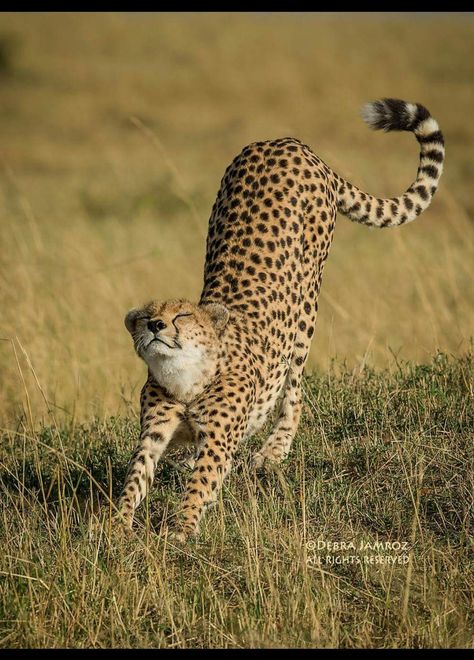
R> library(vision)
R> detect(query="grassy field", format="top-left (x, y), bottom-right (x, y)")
top-left (0, 12), bottom-right (473, 424)
top-left (1, 354), bottom-right (472, 647)
top-left (0, 12), bottom-right (473, 648)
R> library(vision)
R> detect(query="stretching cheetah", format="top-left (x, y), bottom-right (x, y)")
top-left (116, 99), bottom-right (445, 541)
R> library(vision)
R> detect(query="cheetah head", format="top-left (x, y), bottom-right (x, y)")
top-left (124, 299), bottom-right (229, 400)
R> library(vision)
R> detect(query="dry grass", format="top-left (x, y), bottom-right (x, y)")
top-left (0, 13), bottom-right (473, 648)
top-left (1, 352), bottom-right (472, 648)
top-left (0, 12), bottom-right (472, 424)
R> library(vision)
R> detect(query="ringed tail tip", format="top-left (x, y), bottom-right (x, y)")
top-left (361, 98), bottom-right (442, 139)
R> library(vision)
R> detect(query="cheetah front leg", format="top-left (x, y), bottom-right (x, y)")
top-left (169, 437), bottom-right (234, 543)
top-left (115, 379), bottom-right (185, 529)
top-left (169, 378), bottom-right (251, 542)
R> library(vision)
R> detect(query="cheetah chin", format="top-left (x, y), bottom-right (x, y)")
top-left (116, 98), bottom-right (445, 539)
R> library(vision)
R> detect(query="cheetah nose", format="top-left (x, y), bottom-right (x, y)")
top-left (148, 319), bottom-right (166, 334)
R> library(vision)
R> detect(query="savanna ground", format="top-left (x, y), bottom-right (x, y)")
top-left (0, 12), bottom-right (473, 648)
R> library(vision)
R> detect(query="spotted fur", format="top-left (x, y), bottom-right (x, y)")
top-left (116, 99), bottom-right (444, 540)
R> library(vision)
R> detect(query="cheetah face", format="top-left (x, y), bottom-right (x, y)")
top-left (125, 300), bottom-right (228, 358)
top-left (125, 300), bottom-right (229, 396)
top-left (126, 304), bottom-right (195, 360)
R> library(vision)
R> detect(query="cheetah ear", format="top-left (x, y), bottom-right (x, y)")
top-left (201, 302), bottom-right (229, 335)
top-left (124, 308), bottom-right (142, 334)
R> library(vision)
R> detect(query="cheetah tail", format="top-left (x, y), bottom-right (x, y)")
top-left (336, 98), bottom-right (445, 228)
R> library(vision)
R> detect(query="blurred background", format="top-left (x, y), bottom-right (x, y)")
top-left (0, 12), bottom-right (472, 425)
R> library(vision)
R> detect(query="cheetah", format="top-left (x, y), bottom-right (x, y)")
top-left (116, 99), bottom-right (445, 541)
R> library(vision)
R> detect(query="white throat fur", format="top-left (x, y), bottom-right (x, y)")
top-left (145, 347), bottom-right (215, 402)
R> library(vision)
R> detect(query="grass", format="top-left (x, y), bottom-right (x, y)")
top-left (0, 12), bottom-right (473, 648)
top-left (0, 12), bottom-right (473, 424)
top-left (1, 351), bottom-right (472, 648)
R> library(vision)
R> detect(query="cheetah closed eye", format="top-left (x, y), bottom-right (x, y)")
top-left (115, 99), bottom-right (445, 541)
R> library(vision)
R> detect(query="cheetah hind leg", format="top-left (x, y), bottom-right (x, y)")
top-left (252, 381), bottom-right (302, 470)
top-left (253, 283), bottom-right (314, 470)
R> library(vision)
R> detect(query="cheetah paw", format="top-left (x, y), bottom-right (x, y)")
top-left (167, 526), bottom-right (197, 545)
top-left (252, 452), bottom-right (266, 470)
top-left (168, 530), bottom-right (188, 544)
top-left (111, 511), bottom-right (134, 533)
top-left (252, 451), bottom-right (285, 471)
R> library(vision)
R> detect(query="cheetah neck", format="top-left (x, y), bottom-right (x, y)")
top-left (146, 349), bottom-right (217, 403)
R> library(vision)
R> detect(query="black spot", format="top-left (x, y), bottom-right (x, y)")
top-left (264, 256), bottom-right (273, 268)
top-left (417, 130), bottom-right (444, 146)
top-left (415, 185), bottom-right (429, 201)
top-left (414, 103), bottom-right (431, 128)
top-left (424, 149), bottom-right (444, 163)
top-left (420, 165), bottom-right (438, 179)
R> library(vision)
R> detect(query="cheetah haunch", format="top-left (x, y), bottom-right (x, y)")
top-left (116, 99), bottom-right (445, 540)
